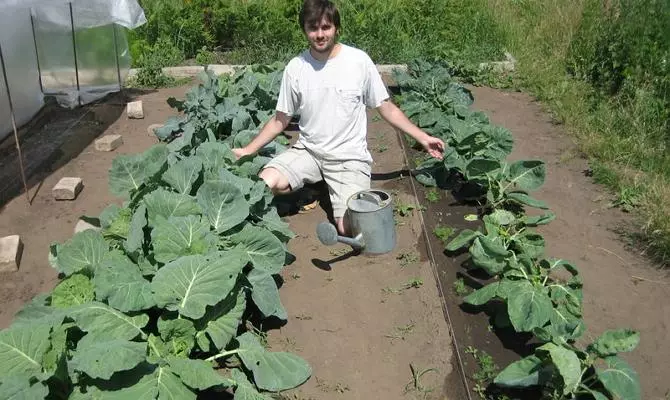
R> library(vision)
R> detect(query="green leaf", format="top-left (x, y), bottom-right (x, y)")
top-left (597, 356), bottom-right (641, 400)
top-left (514, 231), bottom-right (545, 258)
top-left (68, 302), bottom-right (148, 343)
top-left (445, 229), bottom-right (482, 251)
top-left (523, 212), bottom-right (556, 226)
top-left (54, 230), bottom-right (109, 276)
top-left (537, 343), bottom-right (581, 394)
top-left (151, 253), bottom-right (246, 319)
top-left (124, 204), bottom-right (147, 254)
top-left (465, 158), bottom-right (501, 181)
top-left (463, 282), bottom-right (500, 306)
top-left (248, 181), bottom-right (268, 206)
top-left (230, 225), bottom-right (286, 274)
top-left (507, 282), bottom-right (553, 332)
top-left (167, 357), bottom-right (233, 390)
top-left (197, 181), bottom-right (249, 233)
top-left (219, 168), bottom-right (254, 196)
top-left (0, 376), bottom-right (49, 400)
top-left (51, 273), bottom-right (95, 308)
top-left (236, 332), bottom-right (312, 391)
top-left (232, 368), bottom-right (273, 400)
top-left (143, 189), bottom-right (201, 226)
top-left (247, 269), bottom-right (287, 320)
top-left (507, 160), bottom-right (546, 191)
top-left (469, 236), bottom-right (510, 275)
top-left (151, 215), bottom-right (217, 264)
top-left (95, 364), bottom-right (196, 400)
top-left (507, 191), bottom-right (549, 209)
top-left (195, 142), bottom-right (235, 175)
top-left (93, 252), bottom-right (155, 312)
top-left (158, 317), bottom-right (196, 358)
top-left (488, 209), bottom-right (517, 225)
top-left (589, 329), bottom-right (640, 357)
top-left (105, 207), bottom-right (132, 239)
top-left (493, 355), bottom-right (542, 388)
top-left (162, 157), bottom-right (203, 195)
top-left (109, 144), bottom-right (168, 197)
top-left (69, 339), bottom-right (146, 380)
top-left (0, 323), bottom-right (51, 379)
top-left (196, 287), bottom-right (247, 352)
top-left (12, 296), bottom-right (64, 329)
top-left (257, 207), bottom-right (295, 241)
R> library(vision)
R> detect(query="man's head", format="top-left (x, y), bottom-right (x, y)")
top-left (299, 0), bottom-right (340, 55)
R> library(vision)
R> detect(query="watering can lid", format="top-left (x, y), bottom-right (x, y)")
top-left (347, 189), bottom-right (391, 212)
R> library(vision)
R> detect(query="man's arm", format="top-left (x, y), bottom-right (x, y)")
top-left (376, 100), bottom-right (445, 159)
top-left (232, 111), bottom-right (292, 158)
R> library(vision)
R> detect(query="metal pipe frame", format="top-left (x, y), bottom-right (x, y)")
top-left (69, 2), bottom-right (80, 106)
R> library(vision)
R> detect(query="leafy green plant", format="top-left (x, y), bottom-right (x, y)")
top-left (425, 188), bottom-right (440, 203)
top-left (195, 46), bottom-right (218, 65)
top-left (433, 224), bottom-right (455, 244)
top-left (453, 278), bottom-right (471, 296)
top-left (0, 66), bottom-right (310, 399)
top-left (495, 329), bottom-right (641, 400)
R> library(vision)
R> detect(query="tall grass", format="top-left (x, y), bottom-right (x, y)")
top-left (489, 0), bottom-right (670, 265)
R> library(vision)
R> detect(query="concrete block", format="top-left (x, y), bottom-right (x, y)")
top-left (0, 235), bottom-right (23, 272)
top-left (127, 100), bottom-right (144, 119)
top-left (94, 134), bottom-right (123, 152)
top-left (147, 123), bottom-right (163, 136)
top-left (163, 66), bottom-right (205, 78)
top-left (75, 219), bottom-right (101, 234)
top-left (53, 177), bottom-right (83, 200)
top-left (207, 64), bottom-right (241, 76)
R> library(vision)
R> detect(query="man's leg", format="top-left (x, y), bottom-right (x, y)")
top-left (261, 147), bottom-right (322, 197)
top-left (322, 160), bottom-right (371, 237)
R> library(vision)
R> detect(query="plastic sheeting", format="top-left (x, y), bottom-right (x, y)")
top-left (0, 0), bottom-right (145, 140)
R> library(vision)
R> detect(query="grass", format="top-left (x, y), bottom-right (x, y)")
top-left (396, 250), bottom-right (420, 267)
top-left (488, 0), bottom-right (670, 266)
top-left (464, 346), bottom-right (500, 399)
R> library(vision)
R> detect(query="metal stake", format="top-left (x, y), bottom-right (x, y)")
top-left (69, 2), bottom-right (80, 106)
top-left (29, 10), bottom-right (44, 94)
top-left (112, 23), bottom-right (122, 90)
top-left (0, 44), bottom-right (31, 205)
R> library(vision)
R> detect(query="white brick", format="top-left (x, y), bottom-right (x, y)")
top-left (0, 235), bottom-right (23, 272)
top-left (163, 66), bottom-right (205, 78)
top-left (52, 177), bottom-right (83, 200)
top-left (75, 219), bottom-right (101, 234)
top-left (127, 101), bottom-right (144, 119)
top-left (147, 123), bottom-right (163, 136)
top-left (206, 64), bottom-right (241, 76)
top-left (94, 134), bottom-right (123, 152)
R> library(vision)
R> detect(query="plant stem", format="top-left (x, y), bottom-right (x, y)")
top-left (206, 349), bottom-right (244, 362)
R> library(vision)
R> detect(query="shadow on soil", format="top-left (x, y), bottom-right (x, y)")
top-left (0, 88), bottom-right (157, 211)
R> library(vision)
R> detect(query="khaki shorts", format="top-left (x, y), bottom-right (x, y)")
top-left (264, 147), bottom-right (371, 218)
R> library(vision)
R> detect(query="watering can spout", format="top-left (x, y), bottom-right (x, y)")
top-left (316, 221), bottom-right (365, 251)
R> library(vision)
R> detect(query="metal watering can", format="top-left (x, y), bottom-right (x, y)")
top-left (316, 189), bottom-right (396, 255)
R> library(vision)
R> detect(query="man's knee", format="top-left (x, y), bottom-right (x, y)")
top-left (260, 167), bottom-right (291, 193)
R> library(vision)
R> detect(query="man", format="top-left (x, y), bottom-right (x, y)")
top-left (232, 0), bottom-right (445, 236)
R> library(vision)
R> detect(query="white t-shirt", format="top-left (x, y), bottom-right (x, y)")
top-left (275, 44), bottom-right (390, 163)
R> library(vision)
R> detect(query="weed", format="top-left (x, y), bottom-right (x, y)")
top-left (376, 144), bottom-right (389, 153)
top-left (433, 224), bottom-right (455, 245)
top-left (464, 346), bottom-right (499, 398)
top-left (295, 314), bottom-right (313, 321)
top-left (403, 363), bottom-right (439, 398)
top-left (329, 247), bottom-right (350, 257)
top-left (315, 377), bottom-right (350, 394)
top-left (425, 188), bottom-right (440, 203)
top-left (384, 322), bottom-right (416, 340)
top-left (290, 272), bottom-right (301, 280)
top-left (452, 278), bottom-right (471, 296)
top-left (372, 114), bottom-right (382, 122)
top-left (396, 250), bottom-right (419, 267)
top-left (394, 200), bottom-right (424, 217)
top-left (382, 278), bottom-right (423, 294)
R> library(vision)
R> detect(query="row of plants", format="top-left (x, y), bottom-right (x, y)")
top-left (0, 64), bottom-right (310, 398)
top-left (393, 60), bottom-right (642, 399)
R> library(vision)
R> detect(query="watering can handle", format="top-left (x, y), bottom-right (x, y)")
top-left (354, 191), bottom-right (382, 205)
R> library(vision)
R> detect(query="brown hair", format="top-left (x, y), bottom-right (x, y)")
top-left (299, 0), bottom-right (341, 33)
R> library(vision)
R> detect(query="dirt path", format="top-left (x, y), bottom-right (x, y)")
top-left (469, 86), bottom-right (670, 399)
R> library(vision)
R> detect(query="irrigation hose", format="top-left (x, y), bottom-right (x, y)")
top-left (392, 126), bottom-right (474, 400)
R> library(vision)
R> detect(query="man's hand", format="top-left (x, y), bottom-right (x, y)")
top-left (419, 135), bottom-right (445, 160)
top-left (232, 147), bottom-right (253, 160)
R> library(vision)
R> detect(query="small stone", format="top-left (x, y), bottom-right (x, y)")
top-left (0, 235), bottom-right (23, 272)
top-left (94, 134), bottom-right (123, 152)
top-left (127, 100), bottom-right (144, 119)
top-left (52, 177), bottom-right (83, 200)
top-left (75, 219), bottom-right (101, 234)
top-left (147, 124), bottom-right (163, 136)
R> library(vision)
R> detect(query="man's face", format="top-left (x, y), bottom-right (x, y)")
top-left (304, 16), bottom-right (338, 54)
